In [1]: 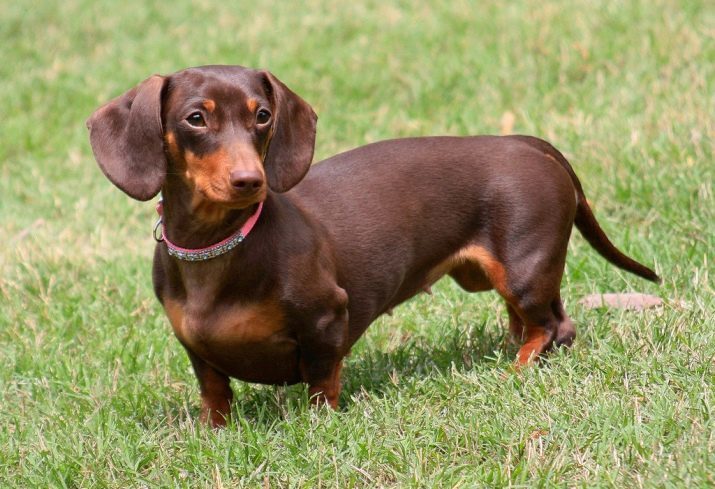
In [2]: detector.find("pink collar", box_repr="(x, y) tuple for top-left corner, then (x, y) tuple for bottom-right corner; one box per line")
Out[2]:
(154, 201), (263, 261)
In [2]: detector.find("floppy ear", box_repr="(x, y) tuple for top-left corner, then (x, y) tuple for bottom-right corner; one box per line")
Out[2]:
(261, 71), (318, 193)
(86, 75), (167, 201)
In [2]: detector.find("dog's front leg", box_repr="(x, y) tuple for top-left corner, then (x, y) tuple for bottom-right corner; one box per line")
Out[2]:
(301, 356), (344, 409)
(297, 289), (349, 409)
(185, 349), (233, 428)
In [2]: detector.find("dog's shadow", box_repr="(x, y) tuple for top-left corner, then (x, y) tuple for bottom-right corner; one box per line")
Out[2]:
(226, 321), (512, 424)
(343, 321), (509, 398)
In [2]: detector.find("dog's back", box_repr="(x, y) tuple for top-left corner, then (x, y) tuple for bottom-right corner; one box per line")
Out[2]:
(293, 136), (577, 337)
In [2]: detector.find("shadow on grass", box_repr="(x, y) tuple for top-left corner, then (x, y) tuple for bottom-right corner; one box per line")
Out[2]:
(221, 321), (513, 425)
(341, 321), (510, 401)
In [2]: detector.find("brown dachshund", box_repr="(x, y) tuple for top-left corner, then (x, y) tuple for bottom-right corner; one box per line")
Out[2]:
(87, 65), (659, 427)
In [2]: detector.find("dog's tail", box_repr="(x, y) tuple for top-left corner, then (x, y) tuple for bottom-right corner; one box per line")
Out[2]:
(511, 135), (660, 283)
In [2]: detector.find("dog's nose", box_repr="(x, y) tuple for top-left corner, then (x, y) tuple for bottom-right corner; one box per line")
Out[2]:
(229, 170), (264, 192)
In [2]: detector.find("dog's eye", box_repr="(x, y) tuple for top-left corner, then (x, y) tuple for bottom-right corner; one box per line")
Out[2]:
(186, 112), (206, 127)
(256, 108), (271, 125)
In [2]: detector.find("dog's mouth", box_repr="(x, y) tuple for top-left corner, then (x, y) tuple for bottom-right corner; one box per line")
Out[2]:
(200, 182), (267, 210)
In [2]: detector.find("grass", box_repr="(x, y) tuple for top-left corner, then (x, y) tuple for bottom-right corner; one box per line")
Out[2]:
(1, 0), (713, 486)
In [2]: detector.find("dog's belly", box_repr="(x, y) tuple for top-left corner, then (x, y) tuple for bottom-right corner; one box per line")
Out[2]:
(163, 299), (301, 385)
(378, 244), (495, 314)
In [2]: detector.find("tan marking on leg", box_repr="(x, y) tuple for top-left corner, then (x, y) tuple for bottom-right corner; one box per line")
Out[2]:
(456, 245), (512, 299)
(163, 299), (233, 427)
(516, 325), (551, 365)
(198, 370), (233, 428)
(449, 262), (491, 292)
(303, 360), (343, 409)
(425, 244), (509, 294)
(425, 255), (459, 286)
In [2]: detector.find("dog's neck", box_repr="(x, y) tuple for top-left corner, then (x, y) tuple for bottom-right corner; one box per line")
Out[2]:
(159, 179), (262, 251)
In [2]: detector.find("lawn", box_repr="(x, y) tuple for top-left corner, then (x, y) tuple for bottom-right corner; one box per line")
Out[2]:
(1, 0), (713, 487)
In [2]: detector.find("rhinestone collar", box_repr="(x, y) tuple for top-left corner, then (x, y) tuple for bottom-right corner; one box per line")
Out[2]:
(153, 201), (263, 261)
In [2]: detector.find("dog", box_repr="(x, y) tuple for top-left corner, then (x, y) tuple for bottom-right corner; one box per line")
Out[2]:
(87, 65), (659, 427)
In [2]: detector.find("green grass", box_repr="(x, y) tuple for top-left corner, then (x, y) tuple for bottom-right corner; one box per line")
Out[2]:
(1, 0), (713, 486)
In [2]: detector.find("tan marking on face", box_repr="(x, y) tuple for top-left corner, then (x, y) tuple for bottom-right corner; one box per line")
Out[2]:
(165, 131), (181, 161)
(203, 99), (216, 112)
(174, 142), (267, 223)
(181, 147), (231, 222)
(246, 99), (258, 112)
(184, 148), (228, 192)
(184, 148), (229, 179)
(189, 198), (231, 224)
(185, 145), (265, 192)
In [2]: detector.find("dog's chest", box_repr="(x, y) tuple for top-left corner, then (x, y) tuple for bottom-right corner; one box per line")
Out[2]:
(162, 297), (300, 384)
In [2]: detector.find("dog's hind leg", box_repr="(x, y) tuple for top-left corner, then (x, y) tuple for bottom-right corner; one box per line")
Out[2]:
(506, 303), (525, 343)
(502, 278), (575, 365)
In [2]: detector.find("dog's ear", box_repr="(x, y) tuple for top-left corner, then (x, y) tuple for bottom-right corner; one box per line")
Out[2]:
(261, 71), (317, 193)
(87, 75), (167, 201)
